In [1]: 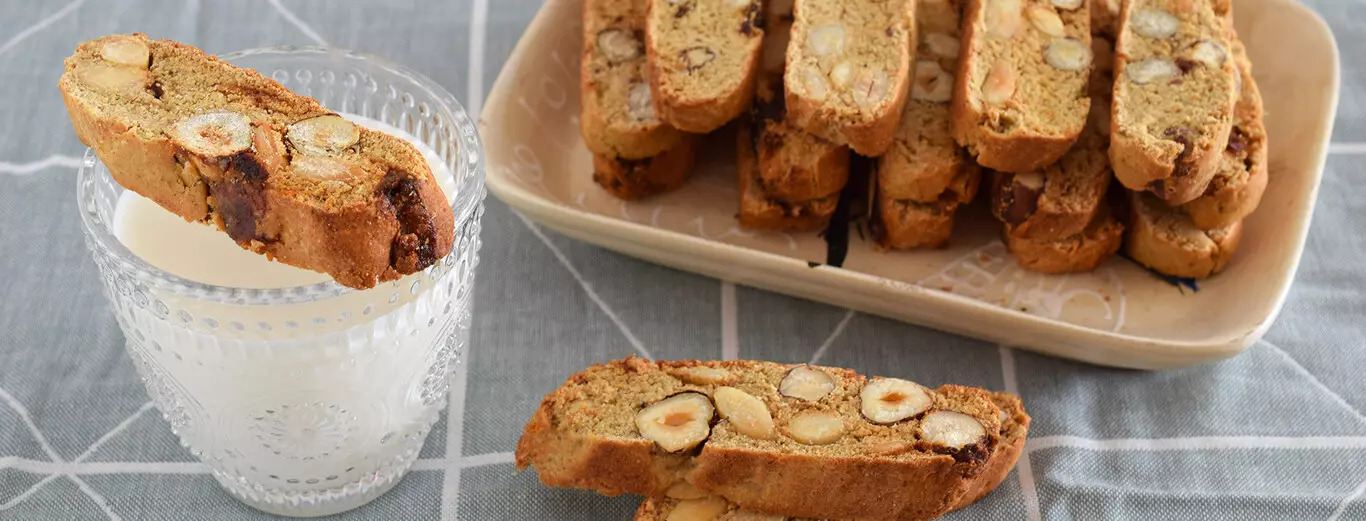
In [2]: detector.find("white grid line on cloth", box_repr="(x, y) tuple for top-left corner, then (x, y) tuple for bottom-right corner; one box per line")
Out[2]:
(0, 0), (85, 57)
(721, 282), (738, 360)
(0, 384), (123, 519)
(1328, 476), (1366, 521)
(0, 154), (84, 175)
(69, 474), (121, 521)
(515, 212), (653, 360)
(808, 310), (855, 366)
(1028, 435), (1366, 452)
(1261, 340), (1366, 427)
(999, 346), (1042, 521)
(265, 0), (328, 46)
(73, 402), (154, 463)
(1, 452), (519, 476)
(441, 0), (490, 517)
(1328, 143), (1366, 155)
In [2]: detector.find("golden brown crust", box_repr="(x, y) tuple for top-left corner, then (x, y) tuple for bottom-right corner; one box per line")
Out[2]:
(645, 0), (764, 133)
(1181, 36), (1267, 230)
(757, 117), (851, 203)
(581, 0), (688, 159)
(60, 34), (453, 290)
(875, 190), (976, 251)
(738, 119), (838, 232)
(952, 392), (1030, 510)
(1124, 191), (1242, 279)
(591, 135), (697, 200)
(1003, 207), (1124, 274)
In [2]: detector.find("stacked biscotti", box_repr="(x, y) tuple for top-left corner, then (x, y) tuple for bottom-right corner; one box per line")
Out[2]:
(737, 0), (848, 232)
(874, 0), (980, 250)
(516, 357), (1030, 520)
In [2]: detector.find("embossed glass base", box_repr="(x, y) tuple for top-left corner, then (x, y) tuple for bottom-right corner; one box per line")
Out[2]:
(77, 47), (485, 517)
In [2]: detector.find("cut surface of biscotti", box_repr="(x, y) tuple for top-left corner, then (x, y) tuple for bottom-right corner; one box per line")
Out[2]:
(582, 0), (689, 159)
(60, 34), (453, 290)
(951, 0), (1092, 174)
(1110, 0), (1237, 205)
(1125, 191), (1242, 279)
(1003, 205), (1123, 274)
(645, 0), (764, 133)
(783, 0), (916, 156)
(516, 357), (1002, 520)
(592, 136), (698, 200)
(632, 392), (1031, 520)
(989, 102), (1111, 241)
(1181, 36), (1266, 230)
(739, 104), (838, 231)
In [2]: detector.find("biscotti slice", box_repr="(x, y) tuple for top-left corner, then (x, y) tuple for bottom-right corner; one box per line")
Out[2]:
(874, 167), (981, 250)
(783, 0), (916, 156)
(631, 392), (1031, 520)
(1003, 205), (1123, 274)
(989, 105), (1111, 240)
(1110, 0), (1238, 205)
(60, 34), (453, 290)
(951, 0), (1092, 174)
(516, 357), (1003, 520)
(583, 0), (689, 159)
(593, 136), (698, 200)
(1181, 37), (1266, 230)
(644, 0), (764, 133)
(739, 117), (839, 231)
(1125, 191), (1242, 279)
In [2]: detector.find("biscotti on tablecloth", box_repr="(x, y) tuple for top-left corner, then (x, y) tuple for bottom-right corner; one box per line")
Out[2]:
(1110, 0), (1238, 205)
(783, 0), (917, 156)
(516, 357), (1006, 520)
(1180, 35), (1267, 230)
(645, 0), (764, 133)
(951, 0), (1093, 174)
(60, 34), (453, 290)
(628, 391), (1030, 521)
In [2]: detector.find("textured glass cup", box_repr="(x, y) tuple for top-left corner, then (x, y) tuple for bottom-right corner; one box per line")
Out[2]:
(76, 47), (484, 517)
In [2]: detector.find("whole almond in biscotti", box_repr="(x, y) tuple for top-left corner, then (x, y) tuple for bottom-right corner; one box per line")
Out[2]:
(1181, 36), (1267, 230)
(644, 0), (764, 133)
(516, 358), (1006, 520)
(59, 33), (454, 290)
(583, 0), (688, 160)
(1111, 0), (1238, 205)
(783, 0), (916, 156)
(951, 0), (1092, 174)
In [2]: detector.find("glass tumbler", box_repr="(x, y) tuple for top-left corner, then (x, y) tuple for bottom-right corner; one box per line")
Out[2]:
(76, 47), (485, 517)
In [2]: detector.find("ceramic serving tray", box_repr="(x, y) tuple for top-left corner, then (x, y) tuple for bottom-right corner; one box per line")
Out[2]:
(482, 0), (1339, 369)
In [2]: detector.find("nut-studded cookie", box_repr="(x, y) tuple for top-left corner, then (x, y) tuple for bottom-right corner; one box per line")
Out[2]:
(1003, 205), (1123, 274)
(1110, 0), (1238, 205)
(645, 0), (765, 133)
(1125, 190), (1243, 279)
(59, 34), (453, 290)
(951, 0), (1093, 174)
(592, 135), (698, 200)
(583, 0), (689, 159)
(1181, 36), (1267, 230)
(516, 357), (1003, 521)
(739, 115), (838, 231)
(783, 0), (916, 156)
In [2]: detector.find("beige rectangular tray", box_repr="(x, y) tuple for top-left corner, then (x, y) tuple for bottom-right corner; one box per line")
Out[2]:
(481, 0), (1339, 369)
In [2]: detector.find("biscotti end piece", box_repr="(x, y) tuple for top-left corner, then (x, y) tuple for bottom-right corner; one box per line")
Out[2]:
(875, 183), (979, 251)
(990, 137), (1111, 241)
(952, 392), (1031, 510)
(951, 0), (1092, 174)
(783, 0), (916, 156)
(752, 76), (851, 204)
(582, 0), (689, 159)
(1181, 36), (1267, 230)
(645, 0), (764, 133)
(592, 135), (697, 200)
(1125, 191), (1242, 279)
(738, 119), (838, 232)
(1003, 206), (1123, 274)
(60, 34), (454, 290)
(517, 357), (1003, 520)
(1110, 0), (1238, 205)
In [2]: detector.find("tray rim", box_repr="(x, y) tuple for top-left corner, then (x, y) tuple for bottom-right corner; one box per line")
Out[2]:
(480, 0), (1342, 370)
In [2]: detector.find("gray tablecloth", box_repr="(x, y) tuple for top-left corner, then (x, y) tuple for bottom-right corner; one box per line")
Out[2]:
(2, 1), (1365, 519)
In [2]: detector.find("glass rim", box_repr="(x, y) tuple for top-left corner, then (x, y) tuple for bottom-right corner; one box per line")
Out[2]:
(77, 45), (485, 306)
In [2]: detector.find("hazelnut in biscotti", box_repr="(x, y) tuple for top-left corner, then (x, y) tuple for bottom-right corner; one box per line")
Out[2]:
(59, 34), (453, 290)
(1181, 36), (1267, 230)
(515, 357), (1003, 521)
(1110, 0), (1237, 205)
(1125, 190), (1242, 279)
(583, 0), (689, 160)
(783, 0), (916, 156)
(645, 0), (765, 133)
(951, 0), (1092, 174)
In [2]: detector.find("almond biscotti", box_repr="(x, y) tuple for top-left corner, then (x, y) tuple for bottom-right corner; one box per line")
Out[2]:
(990, 102), (1111, 241)
(952, 0), (1092, 174)
(60, 34), (453, 290)
(783, 0), (916, 156)
(631, 392), (1031, 521)
(1110, 0), (1238, 205)
(516, 357), (1003, 520)
(738, 116), (839, 232)
(1003, 206), (1123, 274)
(1181, 37), (1266, 230)
(592, 136), (698, 200)
(1125, 191), (1242, 279)
(583, 0), (690, 160)
(645, 0), (764, 133)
